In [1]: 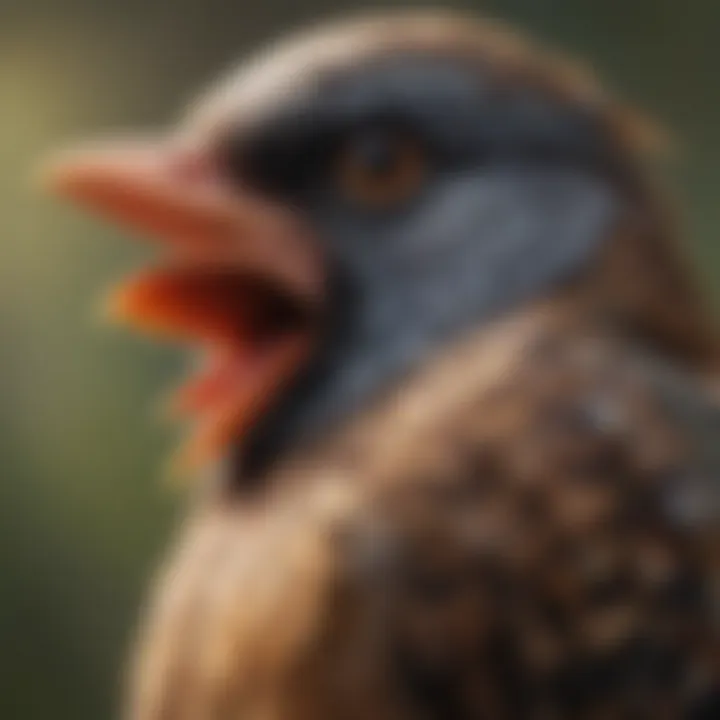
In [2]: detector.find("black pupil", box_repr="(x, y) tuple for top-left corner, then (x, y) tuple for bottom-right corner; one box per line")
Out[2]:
(352, 131), (404, 177)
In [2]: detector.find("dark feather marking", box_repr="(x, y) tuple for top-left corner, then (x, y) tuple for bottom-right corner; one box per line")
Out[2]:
(346, 333), (720, 719)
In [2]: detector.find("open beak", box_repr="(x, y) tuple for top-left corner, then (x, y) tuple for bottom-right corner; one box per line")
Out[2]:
(41, 138), (325, 471)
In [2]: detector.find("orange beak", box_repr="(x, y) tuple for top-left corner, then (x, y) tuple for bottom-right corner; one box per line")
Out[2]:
(41, 138), (325, 471)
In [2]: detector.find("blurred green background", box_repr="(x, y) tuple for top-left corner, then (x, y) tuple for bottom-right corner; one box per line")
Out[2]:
(2, 1), (719, 717)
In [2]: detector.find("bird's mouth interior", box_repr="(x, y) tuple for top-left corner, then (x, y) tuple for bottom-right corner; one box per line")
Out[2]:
(41, 139), (325, 470)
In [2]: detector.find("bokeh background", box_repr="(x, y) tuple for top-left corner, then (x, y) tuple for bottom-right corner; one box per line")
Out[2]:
(2, 1), (720, 717)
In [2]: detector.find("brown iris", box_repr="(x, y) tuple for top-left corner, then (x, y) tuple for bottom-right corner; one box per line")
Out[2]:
(335, 128), (428, 210)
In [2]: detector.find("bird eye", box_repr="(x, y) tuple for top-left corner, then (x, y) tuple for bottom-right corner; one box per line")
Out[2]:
(334, 128), (428, 211)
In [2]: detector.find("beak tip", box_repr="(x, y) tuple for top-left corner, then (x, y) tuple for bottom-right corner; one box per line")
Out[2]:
(34, 142), (133, 201)
(34, 147), (85, 192)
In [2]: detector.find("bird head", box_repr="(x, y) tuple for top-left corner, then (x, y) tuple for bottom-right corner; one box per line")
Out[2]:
(42, 12), (719, 480)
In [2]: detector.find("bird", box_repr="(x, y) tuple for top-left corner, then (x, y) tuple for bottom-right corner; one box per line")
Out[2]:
(42, 10), (720, 720)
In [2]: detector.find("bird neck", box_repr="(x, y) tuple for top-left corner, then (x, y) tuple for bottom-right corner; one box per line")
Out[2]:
(235, 262), (590, 485)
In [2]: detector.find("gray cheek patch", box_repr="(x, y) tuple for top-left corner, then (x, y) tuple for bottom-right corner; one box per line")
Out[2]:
(394, 168), (618, 329)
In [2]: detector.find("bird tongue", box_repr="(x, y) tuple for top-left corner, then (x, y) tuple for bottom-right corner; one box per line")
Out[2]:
(40, 139), (323, 472)
(107, 261), (313, 470)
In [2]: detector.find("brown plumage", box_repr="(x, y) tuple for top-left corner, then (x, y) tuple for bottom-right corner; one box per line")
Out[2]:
(127, 305), (720, 720)
(43, 11), (719, 719)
